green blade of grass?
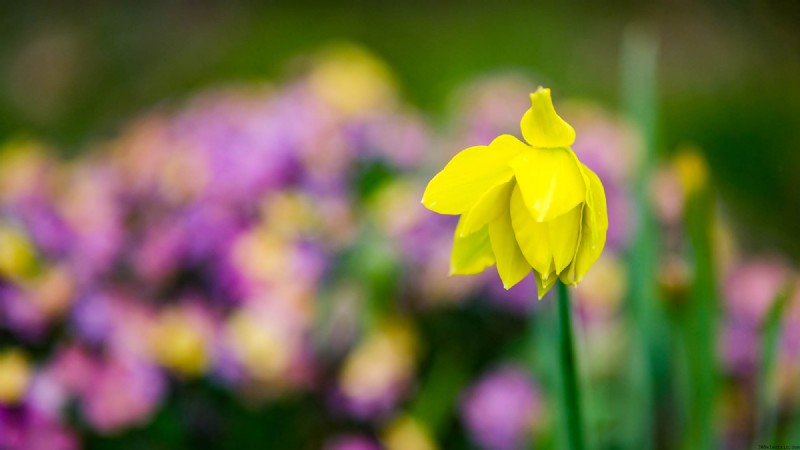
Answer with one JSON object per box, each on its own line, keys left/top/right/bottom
{"left": 620, "top": 26, "right": 665, "bottom": 450}
{"left": 684, "top": 183, "right": 719, "bottom": 449}
{"left": 756, "top": 286, "right": 793, "bottom": 445}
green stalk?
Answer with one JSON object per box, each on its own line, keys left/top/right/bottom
{"left": 788, "top": 392, "right": 800, "bottom": 445}
{"left": 556, "top": 281, "right": 585, "bottom": 450}
{"left": 756, "top": 287, "right": 792, "bottom": 444}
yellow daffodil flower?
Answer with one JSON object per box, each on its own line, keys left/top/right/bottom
{"left": 422, "top": 87, "right": 608, "bottom": 298}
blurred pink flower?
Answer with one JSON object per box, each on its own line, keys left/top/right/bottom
{"left": 79, "top": 355, "right": 165, "bottom": 433}
{"left": 724, "top": 259, "right": 791, "bottom": 325}
{"left": 650, "top": 167, "right": 684, "bottom": 225}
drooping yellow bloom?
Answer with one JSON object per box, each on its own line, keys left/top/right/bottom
{"left": 422, "top": 87, "right": 608, "bottom": 298}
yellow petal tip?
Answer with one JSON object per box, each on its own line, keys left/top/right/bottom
{"left": 530, "top": 86, "right": 550, "bottom": 100}
{"left": 521, "top": 87, "right": 575, "bottom": 148}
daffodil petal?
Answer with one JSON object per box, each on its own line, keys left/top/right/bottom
{"left": 520, "top": 87, "right": 576, "bottom": 148}
{"left": 488, "top": 206, "right": 531, "bottom": 290}
{"left": 422, "top": 135, "right": 527, "bottom": 214}
{"left": 547, "top": 205, "right": 582, "bottom": 274}
{"left": 558, "top": 204, "right": 584, "bottom": 285}
{"left": 570, "top": 217, "right": 605, "bottom": 284}
{"left": 450, "top": 222, "right": 495, "bottom": 275}
{"left": 510, "top": 184, "right": 553, "bottom": 275}
{"left": 510, "top": 147, "right": 585, "bottom": 222}
{"left": 562, "top": 165, "right": 607, "bottom": 284}
{"left": 456, "top": 179, "right": 515, "bottom": 237}
{"left": 583, "top": 164, "right": 609, "bottom": 231}
{"left": 534, "top": 270, "right": 558, "bottom": 299}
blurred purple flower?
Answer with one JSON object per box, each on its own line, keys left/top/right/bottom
{"left": 26, "top": 370, "right": 69, "bottom": 419}
{"left": 0, "top": 285, "right": 48, "bottom": 340}
{"left": 0, "top": 405, "right": 77, "bottom": 450}
{"left": 69, "top": 293, "right": 115, "bottom": 345}
{"left": 13, "top": 201, "right": 72, "bottom": 257}
{"left": 720, "top": 322, "right": 759, "bottom": 376}
{"left": 460, "top": 365, "right": 541, "bottom": 450}
{"left": 323, "top": 434, "right": 382, "bottom": 450}
{"left": 130, "top": 219, "right": 187, "bottom": 284}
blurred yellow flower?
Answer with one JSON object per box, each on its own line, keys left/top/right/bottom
{"left": 370, "top": 179, "right": 426, "bottom": 237}
{"left": 0, "top": 223, "right": 37, "bottom": 280}
{"left": 261, "top": 191, "right": 318, "bottom": 239}
{"left": 382, "top": 415, "right": 438, "bottom": 450}
{"left": 150, "top": 309, "right": 209, "bottom": 376}
{"left": 339, "top": 319, "right": 417, "bottom": 404}
{"left": 0, "top": 349, "right": 32, "bottom": 405}
{"left": 422, "top": 87, "right": 608, "bottom": 297}
{"left": 576, "top": 254, "right": 628, "bottom": 315}
{"left": 226, "top": 311, "right": 291, "bottom": 383}
{"left": 0, "top": 138, "right": 53, "bottom": 203}
{"left": 308, "top": 44, "right": 396, "bottom": 117}
{"left": 673, "top": 146, "right": 709, "bottom": 197}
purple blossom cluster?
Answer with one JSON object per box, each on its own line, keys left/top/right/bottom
{"left": 0, "top": 46, "right": 434, "bottom": 447}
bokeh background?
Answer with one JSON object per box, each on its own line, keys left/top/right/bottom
{"left": 0, "top": 1, "right": 799, "bottom": 449}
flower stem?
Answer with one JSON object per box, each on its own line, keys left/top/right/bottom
{"left": 557, "top": 281, "right": 585, "bottom": 450}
